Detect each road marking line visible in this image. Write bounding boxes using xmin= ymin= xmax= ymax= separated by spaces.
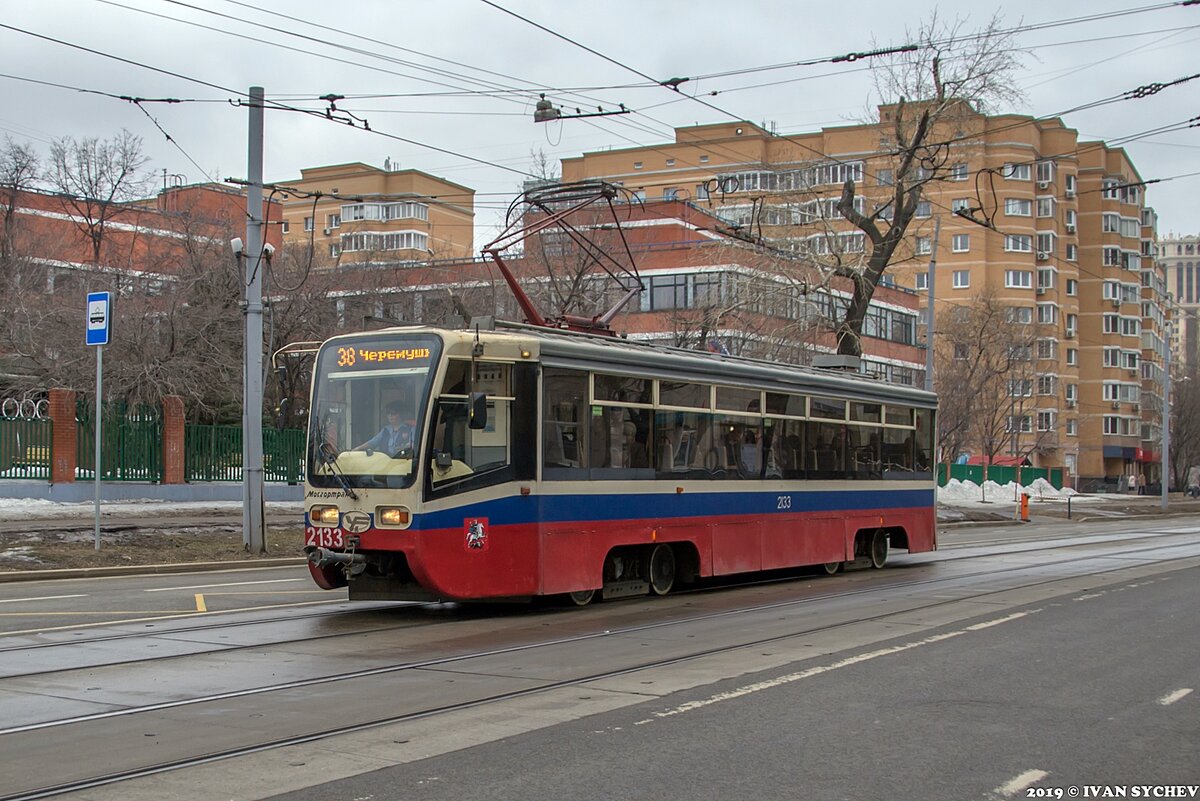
xmin=995 ymin=770 xmax=1049 ymax=797
xmin=0 ymin=599 xmax=342 ymax=637
xmin=0 ymin=594 xmax=86 ymax=604
xmin=636 ymin=610 xmax=1039 ymax=725
xmin=1158 ymin=688 xmax=1193 ymax=706
xmin=194 ymin=593 xmax=207 ymax=613
xmin=145 ymin=579 xmax=303 ymax=592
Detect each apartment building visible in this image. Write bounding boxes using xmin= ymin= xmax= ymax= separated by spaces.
xmin=272 ymin=162 xmax=475 ymax=266
xmin=1157 ymin=232 xmax=1199 ymax=373
xmin=560 ymin=109 xmax=1169 ymax=488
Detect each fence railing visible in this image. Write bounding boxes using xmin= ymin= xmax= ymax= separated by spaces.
xmin=75 ymin=401 xmax=163 ymax=482
xmin=184 ymin=424 xmax=306 ymax=483
xmin=0 ymin=417 xmax=53 ymax=480
xmin=939 ymin=463 xmax=1064 ymax=490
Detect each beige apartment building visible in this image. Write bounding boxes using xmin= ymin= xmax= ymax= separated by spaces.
xmin=561 ymin=110 xmax=1169 ymax=488
xmin=273 ymin=162 xmax=475 ymax=265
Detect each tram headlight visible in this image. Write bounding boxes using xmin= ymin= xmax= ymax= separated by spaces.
xmin=310 ymin=505 xmax=340 ymax=526
xmin=376 ymin=506 xmax=411 ymax=528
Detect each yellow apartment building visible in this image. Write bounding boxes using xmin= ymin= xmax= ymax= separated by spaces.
xmin=273 ymin=162 xmax=476 ymax=265
xmin=561 ymin=109 xmax=1169 ymax=489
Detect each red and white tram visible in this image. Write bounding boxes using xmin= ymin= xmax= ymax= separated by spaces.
xmin=304 ymin=323 xmax=936 ymax=604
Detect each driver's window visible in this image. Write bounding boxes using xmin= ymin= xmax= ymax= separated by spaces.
xmin=429 ymin=361 xmax=513 ymax=489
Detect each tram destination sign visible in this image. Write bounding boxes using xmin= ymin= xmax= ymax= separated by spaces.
xmin=85 ymin=292 xmax=112 ymax=347
xmin=335 ymin=345 xmax=431 ymax=369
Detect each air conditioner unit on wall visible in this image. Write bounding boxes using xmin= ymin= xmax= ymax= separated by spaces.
xmin=1036 ymin=286 xmax=1046 ymax=295
xmin=1112 ymin=299 xmax=1121 ymax=308
xmin=1111 ymin=401 xmax=1121 ymax=409
xmin=1037 ymin=180 xmax=1050 ymax=190
xmin=1066 ymin=399 xmax=1076 ymax=408
xmin=1065 ymin=189 xmax=1076 ymax=199
xmin=1037 ymin=251 xmax=1050 ymax=261
xmin=1066 ymin=224 xmax=1076 ymax=234
xmin=323 ymin=228 xmax=332 ymax=236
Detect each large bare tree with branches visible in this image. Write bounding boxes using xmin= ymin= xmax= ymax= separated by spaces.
xmin=830 ymin=11 xmax=1025 ymax=357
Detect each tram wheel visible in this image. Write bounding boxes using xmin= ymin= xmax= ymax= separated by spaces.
xmin=648 ymin=544 xmax=676 ymax=596
xmin=567 ymin=589 xmax=596 ymax=606
xmin=868 ymin=529 xmax=889 ymax=569
xmin=820 ymin=561 xmax=842 ymax=576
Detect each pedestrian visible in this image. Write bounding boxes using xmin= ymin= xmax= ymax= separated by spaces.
xmin=1137 ymin=473 xmax=1146 ymax=495
xmin=1127 ymin=473 xmax=1137 ymax=494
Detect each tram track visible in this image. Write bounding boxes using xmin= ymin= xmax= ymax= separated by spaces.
xmin=0 ymin=525 xmax=1195 ymax=683
xmin=1 ymin=533 xmax=1197 ymax=801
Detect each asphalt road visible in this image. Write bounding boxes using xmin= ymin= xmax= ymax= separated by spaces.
xmin=1 ymin=517 xmax=1195 ymax=801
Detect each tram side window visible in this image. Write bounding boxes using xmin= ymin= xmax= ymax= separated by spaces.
xmin=765 ymin=418 xmax=804 ymax=478
xmin=806 ymin=420 xmax=846 ymax=476
xmin=714 ymin=414 xmax=762 ymax=479
xmin=543 ymin=368 xmax=588 ymax=479
xmin=914 ymin=408 xmax=934 ymax=472
xmin=847 ymin=424 xmax=882 ymax=479
xmin=590 ymin=404 xmax=653 ymax=479
xmin=882 ymin=426 xmax=916 ymax=474
xmin=656 ymin=410 xmax=713 ymax=477
xmin=427 ymin=361 xmax=516 ymax=495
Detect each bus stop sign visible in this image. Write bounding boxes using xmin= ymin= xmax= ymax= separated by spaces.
xmin=86 ymin=292 xmax=111 ymax=346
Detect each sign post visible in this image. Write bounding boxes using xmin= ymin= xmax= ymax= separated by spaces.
xmin=86 ymin=292 xmax=111 ymax=551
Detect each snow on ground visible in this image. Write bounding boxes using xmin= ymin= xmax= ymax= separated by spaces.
xmin=938 ymin=477 xmax=1105 ymax=508
xmin=0 ymin=498 xmax=301 ymax=521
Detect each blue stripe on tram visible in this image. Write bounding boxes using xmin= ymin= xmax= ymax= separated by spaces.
xmin=413 ymin=487 xmax=935 ymax=531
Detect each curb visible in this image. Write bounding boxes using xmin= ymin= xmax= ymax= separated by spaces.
xmin=0 ymin=558 xmax=306 ymax=583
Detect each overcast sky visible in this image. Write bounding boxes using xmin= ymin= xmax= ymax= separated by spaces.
xmin=3 ymin=0 xmax=1199 ymax=244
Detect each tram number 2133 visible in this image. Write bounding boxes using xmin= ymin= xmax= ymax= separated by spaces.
xmin=305 ymin=527 xmax=345 ymax=549
xmin=776 ymin=495 xmax=792 ymax=510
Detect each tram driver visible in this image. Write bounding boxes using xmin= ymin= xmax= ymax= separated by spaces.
xmin=355 ymin=400 xmax=415 ymax=456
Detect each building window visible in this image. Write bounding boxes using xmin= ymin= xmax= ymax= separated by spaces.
xmin=916 ymin=236 xmax=931 ymax=255
xmin=699 ymin=155 xmax=709 ymax=163
xmin=1005 ymin=198 xmax=1032 ymax=216
xmin=329 ymin=243 xmax=340 ymax=258
xmin=1064 ymin=174 xmax=1077 ymax=196
xmin=1103 ymin=313 xmax=1119 ymax=334
xmin=1005 ymin=235 xmax=1032 ymax=252
xmin=950 ymin=163 xmax=968 ymax=181
xmin=1066 ymin=313 xmax=1077 ymax=336
xmin=1066 ymin=244 xmax=1078 ymax=262
xmin=915 ymin=272 xmax=928 ymax=291
xmin=1005 ymin=270 xmax=1033 ymax=289
xmin=663 ymin=187 xmax=679 ymax=201
xmin=666 ymin=158 xmax=676 ymax=167
xmin=1036 ymin=197 xmax=1056 ymax=218
xmin=1036 ymin=160 xmax=1055 ymax=184
xmin=1009 ymin=378 xmax=1033 ymax=397
xmin=634 ymin=161 xmax=643 ymax=170
xmin=952 ymin=197 xmax=970 ymax=212
xmin=696 ymin=183 xmax=709 ymax=201
xmin=303 ymin=217 xmax=314 ymax=232
xmin=1008 ymin=415 xmax=1033 ymax=432
xmin=1037 ymin=232 xmax=1056 ymax=256
xmin=1037 ymin=339 xmax=1057 ymax=360
xmin=1066 ymin=278 xmax=1078 ymax=296
xmin=1007 ymin=306 xmax=1033 ymax=324
xmin=915 ymin=200 xmax=932 ymax=218
xmin=1038 ymin=375 xmax=1057 ymax=395
xmin=326 ymin=213 xmax=341 ymax=228
xmin=1037 ymin=304 xmax=1058 ymax=325
xmin=1037 ymin=411 xmax=1056 ymax=432
xmin=1003 ymin=163 xmax=1032 ymax=180
xmin=281 ymin=221 xmax=290 ymax=234
xmin=952 ymin=270 xmax=970 ymax=289
xmin=952 ymin=234 xmax=970 ymax=252
xmin=1066 ymin=348 xmax=1077 ymax=366
xmin=1066 ymin=419 xmax=1077 ymax=436
xmin=649 ymin=274 xmax=688 ymax=310
xmin=876 ymin=168 xmax=894 ymax=186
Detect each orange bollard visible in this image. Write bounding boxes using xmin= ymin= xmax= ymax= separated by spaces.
xmin=1020 ymin=492 xmax=1030 ymax=522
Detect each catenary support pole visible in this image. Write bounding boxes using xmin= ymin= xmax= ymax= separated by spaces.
xmin=1162 ymin=328 xmax=1170 ymax=513
xmin=242 ymin=86 xmax=266 ymax=553
xmin=924 ymin=216 xmax=940 ymax=394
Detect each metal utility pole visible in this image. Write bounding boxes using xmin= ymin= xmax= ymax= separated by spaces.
xmin=1161 ymin=328 xmax=1171 ymax=512
xmin=242 ymin=86 xmax=266 ymax=553
xmin=924 ymin=216 xmax=940 ymax=394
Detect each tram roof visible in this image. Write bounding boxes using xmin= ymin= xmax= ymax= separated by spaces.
xmin=504 ymin=322 xmax=936 ymax=408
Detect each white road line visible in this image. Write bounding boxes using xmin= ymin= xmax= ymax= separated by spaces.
xmin=144 ymin=579 xmax=303 ymax=592
xmin=1157 ymin=688 xmax=1193 ymax=706
xmin=0 ymin=594 xmax=86 ymax=604
xmin=636 ymin=610 xmax=1040 ymax=725
xmin=994 ymin=770 xmax=1050 ymax=797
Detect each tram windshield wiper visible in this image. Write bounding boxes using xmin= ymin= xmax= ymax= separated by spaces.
xmin=312 ymin=426 xmax=359 ymax=500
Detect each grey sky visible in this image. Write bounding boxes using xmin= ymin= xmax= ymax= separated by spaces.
xmin=3 ymin=0 xmax=1198 ymax=242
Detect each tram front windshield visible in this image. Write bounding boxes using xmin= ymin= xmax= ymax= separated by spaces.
xmin=308 ymin=334 xmax=442 ymax=489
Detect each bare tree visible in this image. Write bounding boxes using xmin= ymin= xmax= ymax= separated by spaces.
xmin=0 ymin=137 xmax=40 ymax=264
xmin=1169 ymin=373 xmax=1200 ymax=491
xmin=935 ymin=289 xmax=1052 ymax=488
xmin=830 ymin=11 xmax=1024 ymax=357
xmin=46 ymin=129 xmax=152 ymax=267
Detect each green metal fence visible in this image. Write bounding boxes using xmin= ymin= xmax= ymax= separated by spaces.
xmin=0 ymin=416 xmax=53 ymax=480
xmin=185 ymin=424 xmax=306 ymax=483
xmin=76 ymin=401 xmax=163 ymax=482
xmin=939 ymin=463 xmax=1064 ymax=490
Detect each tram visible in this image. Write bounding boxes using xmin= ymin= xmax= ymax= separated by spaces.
xmin=303 ymin=321 xmax=937 ymax=604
